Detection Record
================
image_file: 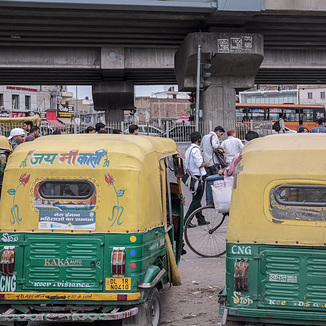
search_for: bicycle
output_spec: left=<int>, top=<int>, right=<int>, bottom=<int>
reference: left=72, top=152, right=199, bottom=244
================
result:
left=184, top=204, right=229, bottom=258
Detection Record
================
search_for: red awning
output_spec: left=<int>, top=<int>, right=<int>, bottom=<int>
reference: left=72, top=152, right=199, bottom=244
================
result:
left=46, top=119, right=67, bottom=129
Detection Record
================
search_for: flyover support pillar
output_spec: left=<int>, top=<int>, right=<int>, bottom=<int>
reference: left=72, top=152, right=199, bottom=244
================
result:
left=92, top=81, right=134, bottom=123
left=175, top=33, right=264, bottom=133
left=200, top=78, right=236, bottom=133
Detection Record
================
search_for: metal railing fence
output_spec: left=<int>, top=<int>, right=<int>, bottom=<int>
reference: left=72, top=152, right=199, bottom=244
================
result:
left=0, top=120, right=274, bottom=143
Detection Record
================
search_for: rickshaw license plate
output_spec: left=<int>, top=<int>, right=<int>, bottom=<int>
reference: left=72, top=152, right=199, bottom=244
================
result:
left=105, top=278, right=131, bottom=291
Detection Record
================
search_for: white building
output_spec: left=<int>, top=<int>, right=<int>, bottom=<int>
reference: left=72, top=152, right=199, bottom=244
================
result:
left=0, top=85, right=38, bottom=117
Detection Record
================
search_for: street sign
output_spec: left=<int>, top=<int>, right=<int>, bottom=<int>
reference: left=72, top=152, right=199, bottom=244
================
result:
left=180, top=114, right=189, bottom=120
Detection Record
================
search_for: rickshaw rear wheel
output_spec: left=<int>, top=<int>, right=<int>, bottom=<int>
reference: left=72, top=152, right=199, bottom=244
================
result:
left=122, top=287, right=161, bottom=326
left=184, top=205, right=228, bottom=257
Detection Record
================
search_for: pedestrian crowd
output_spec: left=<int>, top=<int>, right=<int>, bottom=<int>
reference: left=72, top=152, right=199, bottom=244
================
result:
left=274, top=116, right=326, bottom=133
left=7, top=121, right=138, bottom=151
left=183, top=126, right=249, bottom=228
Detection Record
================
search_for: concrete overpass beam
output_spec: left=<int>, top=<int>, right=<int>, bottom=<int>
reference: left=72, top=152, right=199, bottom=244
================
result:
left=175, top=32, right=264, bottom=131
left=92, top=81, right=134, bottom=122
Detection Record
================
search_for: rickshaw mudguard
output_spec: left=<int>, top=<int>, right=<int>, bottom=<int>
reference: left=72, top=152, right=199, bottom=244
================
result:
left=138, top=266, right=165, bottom=301
left=139, top=266, right=165, bottom=289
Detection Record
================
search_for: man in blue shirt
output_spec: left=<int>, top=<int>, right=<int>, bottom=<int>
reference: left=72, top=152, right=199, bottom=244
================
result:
left=310, top=118, right=326, bottom=133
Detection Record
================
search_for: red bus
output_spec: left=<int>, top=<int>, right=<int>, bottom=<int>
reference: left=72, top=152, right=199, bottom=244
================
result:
left=236, top=103, right=326, bottom=131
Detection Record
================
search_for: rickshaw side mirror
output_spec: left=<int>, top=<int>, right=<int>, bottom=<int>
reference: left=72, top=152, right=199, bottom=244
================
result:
left=173, top=155, right=184, bottom=178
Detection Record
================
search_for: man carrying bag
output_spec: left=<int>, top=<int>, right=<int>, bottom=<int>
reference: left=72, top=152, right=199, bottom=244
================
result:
left=183, top=131, right=210, bottom=228
left=201, top=126, right=227, bottom=204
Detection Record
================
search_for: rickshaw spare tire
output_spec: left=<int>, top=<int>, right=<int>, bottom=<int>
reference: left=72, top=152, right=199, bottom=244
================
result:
left=122, top=287, right=161, bottom=326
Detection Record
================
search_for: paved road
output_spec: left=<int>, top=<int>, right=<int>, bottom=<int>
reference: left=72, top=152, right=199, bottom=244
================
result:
left=159, top=176, right=226, bottom=326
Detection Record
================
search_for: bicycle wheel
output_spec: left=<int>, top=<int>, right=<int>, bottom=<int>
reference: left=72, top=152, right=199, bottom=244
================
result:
left=184, top=204, right=228, bottom=258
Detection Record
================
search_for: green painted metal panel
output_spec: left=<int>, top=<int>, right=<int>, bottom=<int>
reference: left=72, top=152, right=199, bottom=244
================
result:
left=0, top=227, right=168, bottom=299
left=225, top=242, right=326, bottom=324
left=23, top=235, right=105, bottom=291
left=259, top=248, right=326, bottom=310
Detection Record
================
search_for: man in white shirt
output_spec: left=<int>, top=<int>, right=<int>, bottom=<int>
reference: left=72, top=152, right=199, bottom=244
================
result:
left=184, top=131, right=210, bottom=228
left=201, top=126, right=225, bottom=205
left=201, top=126, right=225, bottom=176
left=221, top=129, right=244, bottom=164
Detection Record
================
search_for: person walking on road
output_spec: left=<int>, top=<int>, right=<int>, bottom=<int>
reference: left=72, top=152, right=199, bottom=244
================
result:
left=95, top=122, right=105, bottom=133
left=297, top=119, right=308, bottom=132
left=129, top=124, right=139, bottom=135
left=24, top=126, right=40, bottom=142
left=277, top=113, right=286, bottom=133
left=23, top=120, right=33, bottom=135
left=310, top=118, right=326, bottom=133
left=8, top=128, right=25, bottom=151
left=184, top=131, right=210, bottom=228
left=201, top=126, right=225, bottom=177
left=221, top=129, right=244, bottom=164
left=201, top=126, right=225, bottom=205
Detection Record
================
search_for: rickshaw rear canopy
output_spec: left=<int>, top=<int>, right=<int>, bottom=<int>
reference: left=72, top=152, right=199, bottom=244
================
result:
left=228, top=134, right=326, bottom=246
left=0, top=135, right=178, bottom=233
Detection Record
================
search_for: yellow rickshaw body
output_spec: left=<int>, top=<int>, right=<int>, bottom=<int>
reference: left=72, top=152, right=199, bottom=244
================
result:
left=0, top=134, right=183, bottom=323
left=222, top=134, right=326, bottom=326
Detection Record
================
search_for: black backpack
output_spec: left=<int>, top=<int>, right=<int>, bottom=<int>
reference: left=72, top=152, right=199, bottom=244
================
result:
left=273, top=120, right=280, bottom=132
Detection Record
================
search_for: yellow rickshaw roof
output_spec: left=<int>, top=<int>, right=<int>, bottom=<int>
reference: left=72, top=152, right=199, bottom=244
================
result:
left=13, top=134, right=178, bottom=166
left=242, top=133, right=326, bottom=154
left=1, top=134, right=178, bottom=233
left=0, top=135, right=12, bottom=151
left=0, top=116, right=41, bottom=127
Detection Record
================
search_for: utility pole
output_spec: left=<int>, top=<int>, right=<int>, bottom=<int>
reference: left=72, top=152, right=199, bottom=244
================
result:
left=74, top=86, right=78, bottom=134
left=195, top=45, right=201, bottom=131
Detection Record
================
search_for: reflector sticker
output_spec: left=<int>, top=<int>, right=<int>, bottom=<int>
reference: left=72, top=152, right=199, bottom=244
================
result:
left=130, top=263, right=136, bottom=269
left=3, top=292, right=141, bottom=301
left=130, top=236, right=136, bottom=242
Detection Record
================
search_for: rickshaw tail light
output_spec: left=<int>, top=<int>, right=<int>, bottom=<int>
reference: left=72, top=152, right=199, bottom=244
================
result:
left=1, top=246, right=15, bottom=275
left=234, top=258, right=249, bottom=292
left=111, top=247, right=126, bottom=277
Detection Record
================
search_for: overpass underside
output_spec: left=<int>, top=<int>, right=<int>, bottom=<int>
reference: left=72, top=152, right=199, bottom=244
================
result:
left=1, top=46, right=326, bottom=85
left=2, top=0, right=326, bottom=126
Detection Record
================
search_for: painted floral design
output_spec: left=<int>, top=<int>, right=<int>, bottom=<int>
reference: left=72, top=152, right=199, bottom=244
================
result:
left=19, top=173, right=30, bottom=186
left=105, top=173, right=125, bottom=226
left=105, top=173, right=114, bottom=185
left=8, top=173, right=31, bottom=224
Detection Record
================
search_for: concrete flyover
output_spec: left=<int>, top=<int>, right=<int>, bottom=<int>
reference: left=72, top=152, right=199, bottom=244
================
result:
left=2, top=0, right=326, bottom=124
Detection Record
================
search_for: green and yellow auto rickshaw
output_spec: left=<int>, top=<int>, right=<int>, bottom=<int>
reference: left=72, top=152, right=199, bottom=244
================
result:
left=220, top=134, right=326, bottom=326
left=0, top=134, right=184, bottom=326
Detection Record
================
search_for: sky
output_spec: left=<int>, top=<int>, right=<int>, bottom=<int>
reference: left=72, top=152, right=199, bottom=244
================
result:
left=67, top=85, right=170, bottom=99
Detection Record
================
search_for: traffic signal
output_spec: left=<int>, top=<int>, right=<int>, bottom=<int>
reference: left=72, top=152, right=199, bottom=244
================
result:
left=202, top=63, right=211, bottom=91
left=129, top=107, right=136, bottom=116
left=190, top=104, right=195, bottom=116
left=187, top=92, right=196, bottom=103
